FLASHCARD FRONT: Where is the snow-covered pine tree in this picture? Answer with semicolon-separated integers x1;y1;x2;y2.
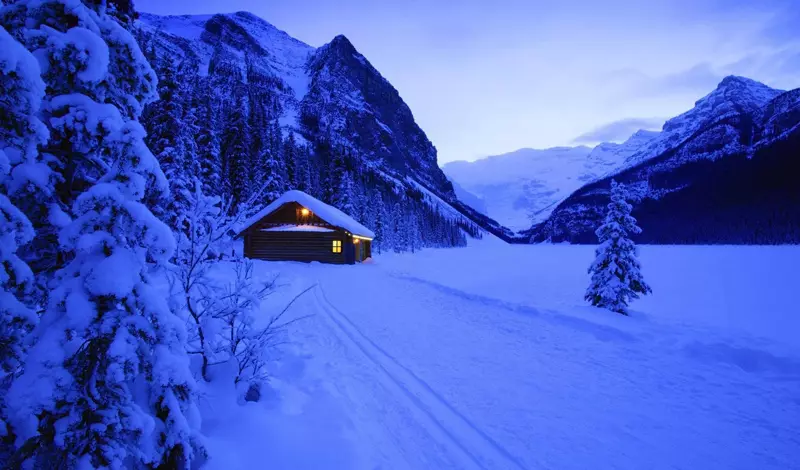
3;1;203;467
195;91;222;197
295;143;312;193
585;180;652;315
392;202;409;253
222;94;252;207
372;192;386;253
260;142;286;204
284;131;298;189
143;58;192;228
337;171;357;217
0;28;49;452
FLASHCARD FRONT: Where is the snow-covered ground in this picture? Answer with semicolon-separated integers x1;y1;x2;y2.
203;241;800;469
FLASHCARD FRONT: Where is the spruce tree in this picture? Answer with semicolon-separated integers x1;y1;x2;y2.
585;180;652;315
0;28;49;452
3;1;203;466
221;94;251;207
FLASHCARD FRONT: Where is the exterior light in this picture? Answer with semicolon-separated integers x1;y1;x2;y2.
353;238;360;244
300;208;309;216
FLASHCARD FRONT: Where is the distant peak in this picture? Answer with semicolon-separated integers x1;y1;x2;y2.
716;75;770;91
329;34;356;51
630;129;661;139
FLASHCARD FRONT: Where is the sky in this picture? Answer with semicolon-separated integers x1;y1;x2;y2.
137;0;800;164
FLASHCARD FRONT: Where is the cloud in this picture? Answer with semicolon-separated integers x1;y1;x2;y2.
572;117;666;144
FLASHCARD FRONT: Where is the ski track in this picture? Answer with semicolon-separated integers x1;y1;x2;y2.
313;285;529;470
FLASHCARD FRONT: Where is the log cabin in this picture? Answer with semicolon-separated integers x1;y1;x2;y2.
237;190;374;264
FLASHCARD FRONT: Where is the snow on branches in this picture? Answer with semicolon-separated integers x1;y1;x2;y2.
1;1;201;467
585;180;652;315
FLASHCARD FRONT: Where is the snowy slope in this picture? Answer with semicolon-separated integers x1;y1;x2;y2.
207;244;800;469
443;130;658;231
448;178;487;215
138;12;313;130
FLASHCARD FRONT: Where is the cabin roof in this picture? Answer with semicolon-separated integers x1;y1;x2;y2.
237;190;376;238
261;225;334;233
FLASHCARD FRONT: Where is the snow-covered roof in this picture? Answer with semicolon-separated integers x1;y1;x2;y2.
238;190;375;238
261;225;334;233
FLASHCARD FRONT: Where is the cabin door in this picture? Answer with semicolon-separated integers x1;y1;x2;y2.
354;241;364;262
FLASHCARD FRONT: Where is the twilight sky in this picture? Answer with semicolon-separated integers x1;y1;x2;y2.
137;0;800;164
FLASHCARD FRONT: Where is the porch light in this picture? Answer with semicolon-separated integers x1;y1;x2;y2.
354;238;360;244
300;208;309;216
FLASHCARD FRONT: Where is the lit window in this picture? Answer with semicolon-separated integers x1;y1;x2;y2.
332;240;342;253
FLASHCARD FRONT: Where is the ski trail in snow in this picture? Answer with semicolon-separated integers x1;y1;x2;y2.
314;285;529;470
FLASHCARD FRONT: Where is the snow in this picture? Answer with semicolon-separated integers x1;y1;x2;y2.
442;131;657;231
262;225;334;233
197;242;799;469
138;11;314;129
238;190;375;238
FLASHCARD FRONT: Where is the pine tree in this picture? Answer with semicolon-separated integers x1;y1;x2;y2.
372;192;386;254
585;180;652;315
284;131;298;189
3;1;203;466
259;129;286;204
221;94;251;207
195;91;222;197
143;58;191;228
0;29;49;451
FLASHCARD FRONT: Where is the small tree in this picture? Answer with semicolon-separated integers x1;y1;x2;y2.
171;180;311;388
585;180;651;314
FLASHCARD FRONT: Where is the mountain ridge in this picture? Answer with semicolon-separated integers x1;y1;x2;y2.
443;129;659;231
528;76;800;244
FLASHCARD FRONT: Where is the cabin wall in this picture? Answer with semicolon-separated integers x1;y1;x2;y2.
244;229;352;264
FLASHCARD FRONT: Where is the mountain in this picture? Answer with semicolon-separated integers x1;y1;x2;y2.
135;12;514;246
443;130;658;231
529;76;800;244
448;178;487;215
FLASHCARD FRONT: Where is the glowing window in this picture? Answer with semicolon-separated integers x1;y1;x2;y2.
332;240;342;253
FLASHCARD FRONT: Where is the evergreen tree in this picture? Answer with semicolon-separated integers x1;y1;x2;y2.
585;180;652;315
143;58;191;228
0;29;49;452
195;91;222;197
3;1;203;466
337;171;357;217
221;94;251;207
284;131;298;189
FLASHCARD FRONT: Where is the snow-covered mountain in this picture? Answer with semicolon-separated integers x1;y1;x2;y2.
136;12;514;241
447;178;487;215
621;76;783;167
530;76;800;244
443;130;658;231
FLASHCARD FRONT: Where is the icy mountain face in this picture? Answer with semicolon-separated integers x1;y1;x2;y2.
136;12;514;239
588;129;660;170
623;76;783;167
443;131;657;231
530;78;800;244
301;35;450;193
139;12;312;130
